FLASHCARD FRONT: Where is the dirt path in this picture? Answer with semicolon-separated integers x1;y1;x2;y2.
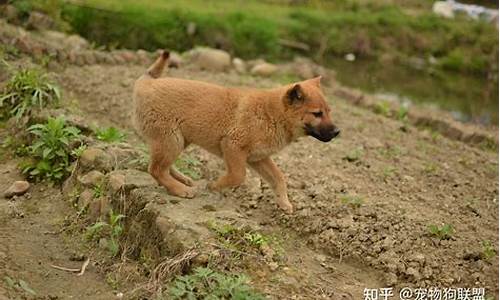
0;160;117;299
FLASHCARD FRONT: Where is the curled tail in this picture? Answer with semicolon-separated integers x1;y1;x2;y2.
146;50;170;78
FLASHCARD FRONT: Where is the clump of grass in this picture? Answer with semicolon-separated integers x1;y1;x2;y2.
481;240;496;260
85;210;125;257
0;68;60;119
373;101;392;117
340;195;363;208
95;126;125;143
427;224;454;240
169;267;265;300
175;155;202;180
20;117;82;182
343;147;363;162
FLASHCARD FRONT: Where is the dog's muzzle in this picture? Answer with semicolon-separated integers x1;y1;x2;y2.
305;124;340;142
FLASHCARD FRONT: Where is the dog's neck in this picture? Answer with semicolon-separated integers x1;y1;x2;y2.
264;89;301;145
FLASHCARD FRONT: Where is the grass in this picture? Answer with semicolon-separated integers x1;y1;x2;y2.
95;126;125;143
343;147;363;162
481;240;496;260
427;224;454;240
85;210;125;257
174;154;202;180
340;195;364;208
0;67;60;120
20;117;82;182
168;267;265;300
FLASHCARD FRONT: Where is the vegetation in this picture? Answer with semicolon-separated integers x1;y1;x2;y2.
340;195;364;208
427;224;454;240
95;126;125;143
169;267;265;300
0;68;60;119
53;0;497;77
481;240;496;260
21;117;82;182
85;210;125;257
174;155;202;180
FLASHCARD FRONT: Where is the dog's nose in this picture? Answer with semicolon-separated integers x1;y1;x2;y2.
332;127;340;138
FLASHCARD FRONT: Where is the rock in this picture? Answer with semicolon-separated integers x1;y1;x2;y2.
136;49;152;64
65;34;89;51
14;36;45;57
1;5;19;22
79;148;113;173
250;62;278;77
78;189;94;210
78;170;105;187
4;181;30;198
433;1;454;18
168;51;183;68
189;48;231;72
344;53;356;62
108;173;126;193
106;169;157;193
406;267;421;281
385;272;398;286
26;11;54;31
232;58;246;73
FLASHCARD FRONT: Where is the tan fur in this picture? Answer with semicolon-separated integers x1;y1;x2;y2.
133;51;338;213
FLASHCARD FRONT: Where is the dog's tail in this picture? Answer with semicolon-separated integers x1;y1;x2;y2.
145;50;170;78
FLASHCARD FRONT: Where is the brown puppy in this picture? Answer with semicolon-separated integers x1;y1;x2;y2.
133;51;340;213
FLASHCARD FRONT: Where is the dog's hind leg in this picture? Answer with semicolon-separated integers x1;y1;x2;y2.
148;137;195;198
249;157;293;214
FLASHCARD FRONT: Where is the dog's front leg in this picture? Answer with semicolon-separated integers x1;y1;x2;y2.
249;157;293;214
209;141;247;191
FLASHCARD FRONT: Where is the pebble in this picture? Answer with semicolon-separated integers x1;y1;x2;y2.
4;181;30;198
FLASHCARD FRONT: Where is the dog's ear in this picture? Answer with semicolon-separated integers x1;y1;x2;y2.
311;76;321;87
286;84;304;105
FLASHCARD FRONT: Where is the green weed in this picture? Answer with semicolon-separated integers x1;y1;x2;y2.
481;240;496;260
21;117;82;182
343;147;363;162
3;276;36;296
95;126;125;143
0;68;60;119
174;155;202;180
169;267;265;300
427;224;454;240
374;101;392;117
340;195;363;208
86;210;125;257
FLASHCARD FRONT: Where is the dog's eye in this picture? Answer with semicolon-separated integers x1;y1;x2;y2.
312;111;323;118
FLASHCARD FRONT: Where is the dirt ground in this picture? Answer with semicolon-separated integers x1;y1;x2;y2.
0;35;498;300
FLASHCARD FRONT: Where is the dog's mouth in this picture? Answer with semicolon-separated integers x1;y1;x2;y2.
304;124;340;142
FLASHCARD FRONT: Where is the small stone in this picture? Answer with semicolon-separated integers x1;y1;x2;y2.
108;173;126;193
79;148;113;172
4;181;30;198
78;170;105;187
26;11;54;30
250;62;278;77
268;261;279;271
99;238;108;250
232;58;246;73
78;189;94;210
385;272;398;286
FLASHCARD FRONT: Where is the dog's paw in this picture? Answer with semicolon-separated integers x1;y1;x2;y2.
171;186;196;199
278;202;294;214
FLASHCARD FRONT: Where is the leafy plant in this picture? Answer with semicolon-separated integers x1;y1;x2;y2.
92;183;104;198
374;101;391;117
169;267;265;300
95;126;125;143
427;224;454;240
244;232;269;247
85;210;125;257
481;240;496;260
0;68;60;119
22;117;82;182
4;276;36;296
